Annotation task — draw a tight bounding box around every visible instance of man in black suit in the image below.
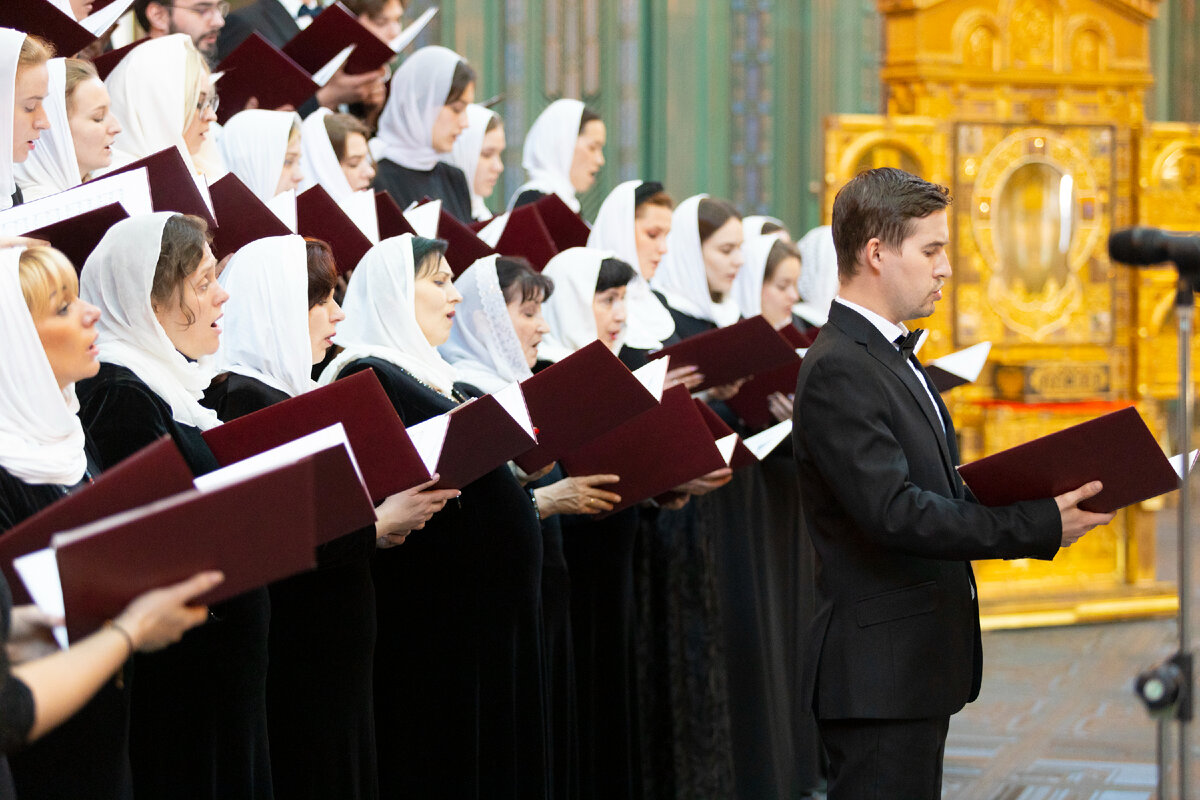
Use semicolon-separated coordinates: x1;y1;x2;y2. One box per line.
134;0;228;62
792;167;1113;799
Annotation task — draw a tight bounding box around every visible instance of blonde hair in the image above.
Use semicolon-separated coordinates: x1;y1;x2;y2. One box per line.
18;35;54;70
64;58;101;115
18;247;79;319
288;119;302;148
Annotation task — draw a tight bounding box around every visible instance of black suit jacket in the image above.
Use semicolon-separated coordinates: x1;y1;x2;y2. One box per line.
216;0;298;59
792;301;1061;721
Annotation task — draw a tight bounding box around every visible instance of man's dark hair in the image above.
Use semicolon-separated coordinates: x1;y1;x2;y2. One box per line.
132;0;162;30
831;167;951;280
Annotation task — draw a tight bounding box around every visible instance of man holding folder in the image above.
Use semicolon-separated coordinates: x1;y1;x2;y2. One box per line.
791;167;1113;798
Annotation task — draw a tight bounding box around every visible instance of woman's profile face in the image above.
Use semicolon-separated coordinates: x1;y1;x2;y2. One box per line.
413;255;462;346
505;291;548;367
569;119;606;194
592;285;627;352
475;124;505;199
32;281;102;389
431;82;475;154
153;243;229;359
761;255;801;330
634;204;672;281
701;217;745;297
182;77;217;156
276;131;304;196
12;64;51;164
307;289;346;365
339;131;376;192
68;77;122;179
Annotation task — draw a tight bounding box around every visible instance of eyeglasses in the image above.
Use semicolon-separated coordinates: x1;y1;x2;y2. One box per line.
167;1;230;19
196;93;220;113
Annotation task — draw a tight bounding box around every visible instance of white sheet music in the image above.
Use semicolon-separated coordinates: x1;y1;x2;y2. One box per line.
632;357;669;401
193;424;367;493
313;44;356;87
743;419;793;461
341;190;380;243
267;190;299;232
0;168;153;236
403;199;441;239
13;549;68;650
390;7;437;53
406;415;449;476
82;0;136;35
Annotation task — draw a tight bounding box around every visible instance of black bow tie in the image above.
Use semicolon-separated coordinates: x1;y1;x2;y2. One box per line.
894;329;924;361
296;3;321;18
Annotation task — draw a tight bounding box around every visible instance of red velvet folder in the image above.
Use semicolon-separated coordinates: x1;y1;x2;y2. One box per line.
54;454;322;642
23;202;128;274
282;2;396;76
0;437;193;605
723;321;806;429
957;406;1182;514
209;173;293;259
531;193;591;251
494;205;559;271
102;147;217;227
297;185;372;273
214;33;319;125
693;400;758;471
439;210;496;276
649;315;801;393
92;38;147;80
375;191;417;239
409;390;537;490
512;340;659;474
559;385;730;516
201;369;428;503
0;0;95;58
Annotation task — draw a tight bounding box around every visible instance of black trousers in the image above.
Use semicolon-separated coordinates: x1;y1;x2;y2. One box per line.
818;715;951;800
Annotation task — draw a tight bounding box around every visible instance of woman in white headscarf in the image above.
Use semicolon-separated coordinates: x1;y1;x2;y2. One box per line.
372;46;478;222
219;109;303;204
439;103;504;221
510;98;605;213
319;235;550;798
652;194;745;334
101;33;222;179
742;214;787;239
794;224;839;328
298;110;380;240
0;245;220;800
75;212;273;799
4;30;52;210
15;58;122;202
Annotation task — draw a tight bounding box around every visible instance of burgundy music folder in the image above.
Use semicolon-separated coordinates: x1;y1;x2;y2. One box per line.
209;173;293;259
202;369;428;503
512;340;659;474
531;193;591;251
559;385;731;516
439;209;496;276
92;39;148;80
0;437;194;605
724;323;805;429
0;0;95;58
957;406;1183;514
693;400;758;471
494;204;559;271
214;33;319;125
101;147;217;227
54;455;323;642
649;315;800;393
407;387;537;490
297;185;372;273
23;202;129;273
282;2;396;76
375;191;417;239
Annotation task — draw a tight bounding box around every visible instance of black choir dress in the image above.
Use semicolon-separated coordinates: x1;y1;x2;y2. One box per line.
203;373;379;800
373;160;474;223
511;189;548;210
334;358;548;799
76;363;273;800
0;571;34;800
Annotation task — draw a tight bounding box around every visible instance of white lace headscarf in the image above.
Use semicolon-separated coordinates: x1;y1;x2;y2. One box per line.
439;254;533;394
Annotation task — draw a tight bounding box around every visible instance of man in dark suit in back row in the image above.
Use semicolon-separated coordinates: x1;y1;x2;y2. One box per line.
792;167;1113;799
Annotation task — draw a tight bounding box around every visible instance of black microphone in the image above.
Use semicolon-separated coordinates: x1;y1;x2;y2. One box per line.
1109;227;1200;274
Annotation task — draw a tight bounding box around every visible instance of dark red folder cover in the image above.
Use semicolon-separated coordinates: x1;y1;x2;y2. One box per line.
374;191;416;239
957;406;1182;514
201;369;429;502
693;400;757;471
54;455;322;642
532;193;591;251
926;366;968;393
0;437;193;605
0;0;95;58
494;204;558;271
92;39;148;80
650;315;800;393
723;322;805;429
209;173;293;259
559;385;730;516
282;2;396;76
23;202;129;273
419;394;537;490
439;209;496;276
297;185;372;273
512;341;658;474
101;147;217;227
214;33;319;125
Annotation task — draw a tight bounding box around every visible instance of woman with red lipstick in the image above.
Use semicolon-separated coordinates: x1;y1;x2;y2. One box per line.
75;213;274;800
510;99;605;213
3;30;53;209
318;234;550;799
0;245;222;800
15;58;122;202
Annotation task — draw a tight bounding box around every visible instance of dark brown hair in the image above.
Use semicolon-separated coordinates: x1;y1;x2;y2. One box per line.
152;214;210;325
411;236;449;278
495;256;553;304
760;221;786;236
595;257;636;292
764;238;802;283
484;113;503;134
578;106;602;135
323;112;372;162
697;197;742;244
446;61;477;105
634;181;673;216
831;167;951;279
305;238;339;308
